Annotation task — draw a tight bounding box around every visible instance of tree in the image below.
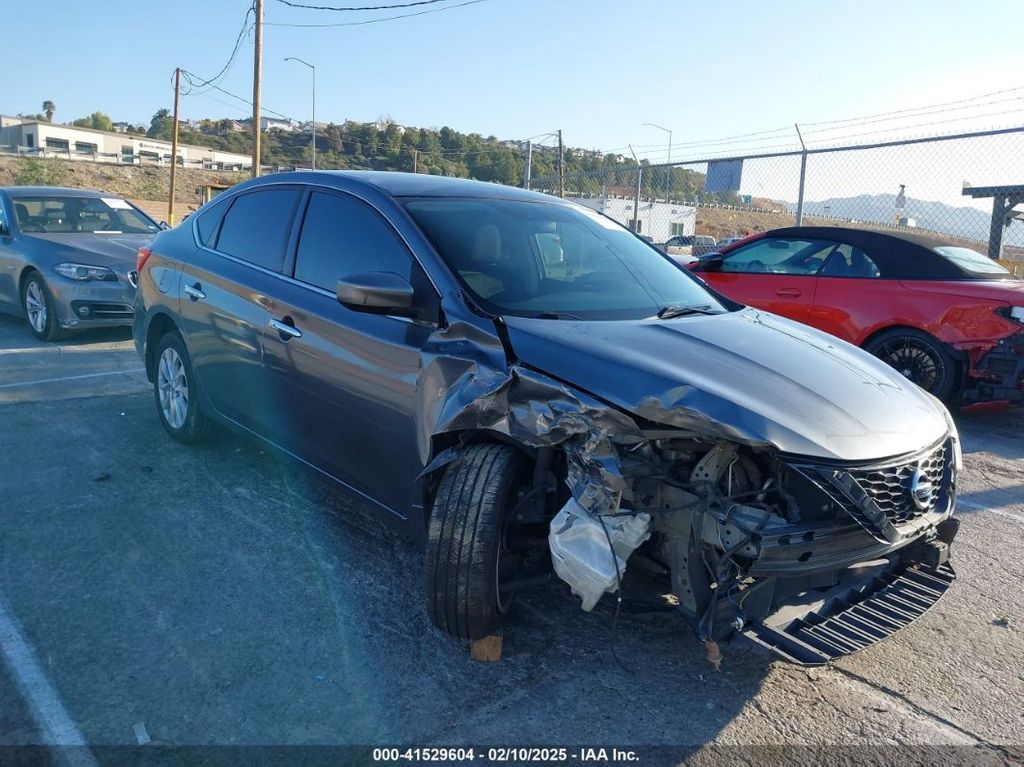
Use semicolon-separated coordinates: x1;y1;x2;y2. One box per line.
42;101;55;122
71;112;114;132
147;108;173;140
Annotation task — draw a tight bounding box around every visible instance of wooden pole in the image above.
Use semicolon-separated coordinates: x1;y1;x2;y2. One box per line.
168;67;181;224
251;0;264;177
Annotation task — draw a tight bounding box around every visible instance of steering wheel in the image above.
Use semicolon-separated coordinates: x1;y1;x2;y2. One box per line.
746;259;768;273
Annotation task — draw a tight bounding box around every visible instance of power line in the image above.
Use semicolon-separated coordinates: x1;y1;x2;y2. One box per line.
802;93;1024;136
180;3;256;95
272;0;451;10
266;0;491;26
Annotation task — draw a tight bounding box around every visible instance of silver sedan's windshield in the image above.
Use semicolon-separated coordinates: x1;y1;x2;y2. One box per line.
12;195;159;235
403;198;727;320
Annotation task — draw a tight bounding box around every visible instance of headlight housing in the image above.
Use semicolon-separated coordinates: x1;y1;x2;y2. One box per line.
53;263;117;282
942;406;963;474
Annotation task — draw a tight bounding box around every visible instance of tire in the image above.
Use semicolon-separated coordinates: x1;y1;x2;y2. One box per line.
153;331;212;444
864;328;958;402
21;273;65;342
425;443;530;640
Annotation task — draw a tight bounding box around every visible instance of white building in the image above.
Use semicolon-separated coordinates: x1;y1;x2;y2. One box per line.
569;194;696;242
0;116;252;171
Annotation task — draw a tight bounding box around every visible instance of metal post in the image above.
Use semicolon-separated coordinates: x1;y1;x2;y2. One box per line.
168;67;181;224
412;148;418;173
629;144;642;233
990;195;1007;260
643;123;672;198
251;0;263;177
285;57;316;170
557;129;564;198
794;123;807;226
523;140;532;189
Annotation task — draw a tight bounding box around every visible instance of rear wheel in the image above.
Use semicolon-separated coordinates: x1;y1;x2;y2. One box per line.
21;273;65;342
425;443;530;640
153;331;211;444
865;328;958;401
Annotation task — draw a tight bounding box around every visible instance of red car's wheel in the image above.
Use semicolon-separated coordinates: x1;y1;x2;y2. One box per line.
865;328;958;402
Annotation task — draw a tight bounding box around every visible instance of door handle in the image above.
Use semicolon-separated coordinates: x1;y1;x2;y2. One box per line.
184;283;206;301
270;317;302;340
775;287;802;298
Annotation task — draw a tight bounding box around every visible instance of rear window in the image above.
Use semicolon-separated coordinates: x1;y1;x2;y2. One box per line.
934;246;1011;277
215;188;300;272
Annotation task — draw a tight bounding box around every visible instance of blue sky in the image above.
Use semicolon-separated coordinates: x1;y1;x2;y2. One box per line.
7;0;1024;160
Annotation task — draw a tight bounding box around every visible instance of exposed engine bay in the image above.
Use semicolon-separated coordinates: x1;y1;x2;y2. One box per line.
546;434;960;665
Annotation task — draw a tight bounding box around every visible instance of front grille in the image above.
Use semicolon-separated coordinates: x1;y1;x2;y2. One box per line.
848;441;947;523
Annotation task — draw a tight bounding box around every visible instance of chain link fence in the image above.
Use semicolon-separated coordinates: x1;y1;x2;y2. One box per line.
532;127;1024;275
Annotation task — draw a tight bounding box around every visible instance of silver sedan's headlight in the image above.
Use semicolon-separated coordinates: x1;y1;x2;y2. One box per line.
942;406;963;473
53;263;118;281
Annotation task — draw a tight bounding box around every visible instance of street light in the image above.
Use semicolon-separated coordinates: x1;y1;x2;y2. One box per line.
284;56;316;170
642;122;673;198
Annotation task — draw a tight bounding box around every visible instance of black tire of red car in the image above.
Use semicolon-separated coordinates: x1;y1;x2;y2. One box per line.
153;331;213;444
425;443;530;641
864;328;958;402
21;273;65;342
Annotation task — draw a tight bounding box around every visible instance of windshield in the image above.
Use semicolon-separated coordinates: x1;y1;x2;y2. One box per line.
12;195;159;235
934;245;1012;277
403;198;727;320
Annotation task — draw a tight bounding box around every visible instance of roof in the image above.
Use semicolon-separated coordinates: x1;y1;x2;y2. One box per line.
255;170;560;202
0;186;111;197
761;225;959;251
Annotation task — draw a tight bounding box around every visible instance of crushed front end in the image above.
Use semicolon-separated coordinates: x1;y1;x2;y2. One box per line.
548;430;961;666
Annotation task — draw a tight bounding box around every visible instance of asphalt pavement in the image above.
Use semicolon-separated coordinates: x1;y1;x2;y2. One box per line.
0;311;1021;761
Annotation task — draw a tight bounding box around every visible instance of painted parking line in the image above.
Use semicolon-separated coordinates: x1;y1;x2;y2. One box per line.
0;593;97;765
957;498;1024;523
0;368;146;391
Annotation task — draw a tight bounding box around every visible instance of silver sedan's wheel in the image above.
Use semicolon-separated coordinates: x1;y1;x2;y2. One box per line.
25;280;47;333
157;347;189;430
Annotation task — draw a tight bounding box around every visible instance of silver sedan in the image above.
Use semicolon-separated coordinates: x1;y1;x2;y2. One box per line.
0;186;161;341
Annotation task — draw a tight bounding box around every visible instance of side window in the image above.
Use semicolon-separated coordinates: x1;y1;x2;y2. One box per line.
294;191;412;290
215;188;300;272
720;238;835;275
194;195;231;246
820;244;881;278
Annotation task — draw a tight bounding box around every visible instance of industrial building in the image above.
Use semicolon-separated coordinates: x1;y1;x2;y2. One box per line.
0;115;252;171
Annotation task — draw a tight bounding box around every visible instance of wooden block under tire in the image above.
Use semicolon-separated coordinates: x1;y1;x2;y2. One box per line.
470;633;503;661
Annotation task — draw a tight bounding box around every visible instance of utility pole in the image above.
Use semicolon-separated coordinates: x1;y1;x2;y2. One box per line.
794;122;807;226
523;140;532;189
412;148;418;173
251;0;264;177
168;67;181;224
557;129;564;198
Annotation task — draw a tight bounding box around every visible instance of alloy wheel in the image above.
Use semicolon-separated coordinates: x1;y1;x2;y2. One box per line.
157;347;189;430
877;337;943;393
25;281;47;333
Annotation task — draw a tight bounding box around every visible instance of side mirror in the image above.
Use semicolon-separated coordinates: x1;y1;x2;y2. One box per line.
337;272;416;317
697;253;724;272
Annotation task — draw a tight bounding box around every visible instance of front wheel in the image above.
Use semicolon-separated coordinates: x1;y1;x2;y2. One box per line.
153;331;212;444
21;274;65;342
425;443;530;640
864;328;958;401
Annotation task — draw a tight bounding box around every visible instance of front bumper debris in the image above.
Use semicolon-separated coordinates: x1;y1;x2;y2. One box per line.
963;332;1024;403
744;561;955;665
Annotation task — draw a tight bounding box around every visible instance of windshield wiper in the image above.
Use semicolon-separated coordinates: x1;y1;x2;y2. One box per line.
655;304;717;319
530;311;586;320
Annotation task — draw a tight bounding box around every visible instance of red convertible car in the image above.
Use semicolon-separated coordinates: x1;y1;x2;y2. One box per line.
690;226;1024;403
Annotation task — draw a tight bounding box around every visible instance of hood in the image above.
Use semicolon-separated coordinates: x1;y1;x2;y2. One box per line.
25;232;153;272
502;308;950;462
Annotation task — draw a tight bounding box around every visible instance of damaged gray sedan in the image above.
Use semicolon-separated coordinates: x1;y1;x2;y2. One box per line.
133;171;961;665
